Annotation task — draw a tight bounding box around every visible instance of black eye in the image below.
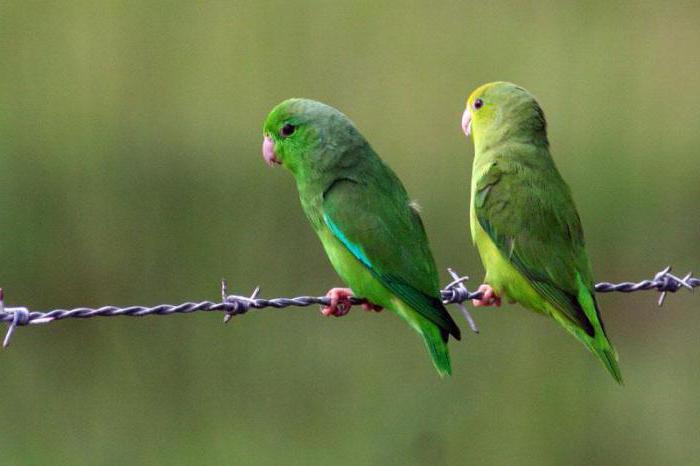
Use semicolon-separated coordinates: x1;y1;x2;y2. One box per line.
473;98;484;110
280;123;296;137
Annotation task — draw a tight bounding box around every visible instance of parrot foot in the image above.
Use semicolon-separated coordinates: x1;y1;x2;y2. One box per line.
472;284;502;307
321;288;383;317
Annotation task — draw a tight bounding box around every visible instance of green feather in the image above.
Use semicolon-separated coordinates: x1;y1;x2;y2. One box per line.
467;82;622;383
264;98;460;376
322;180;460;341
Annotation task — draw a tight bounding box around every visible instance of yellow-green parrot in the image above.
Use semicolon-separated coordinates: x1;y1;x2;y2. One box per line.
462;82;622;383
263;98;461;376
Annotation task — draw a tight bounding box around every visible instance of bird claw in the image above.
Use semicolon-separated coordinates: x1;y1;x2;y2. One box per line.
321;288;382;317
361;302;383;313
472;284;501;307
321;288;353;317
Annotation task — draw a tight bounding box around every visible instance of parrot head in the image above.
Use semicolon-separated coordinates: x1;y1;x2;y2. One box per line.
462;82;548;149
262;98;366;176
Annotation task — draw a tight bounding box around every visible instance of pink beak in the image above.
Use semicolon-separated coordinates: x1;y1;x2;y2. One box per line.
461;108;472;138
262;136;281;166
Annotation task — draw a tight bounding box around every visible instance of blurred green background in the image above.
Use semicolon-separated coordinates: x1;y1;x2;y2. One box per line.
1;1;699;465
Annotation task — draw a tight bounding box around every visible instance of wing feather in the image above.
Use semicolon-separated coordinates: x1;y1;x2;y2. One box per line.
323;178;461;340
475;161;597;336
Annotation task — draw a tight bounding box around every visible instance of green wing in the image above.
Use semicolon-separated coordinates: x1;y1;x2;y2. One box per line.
474;161;600;337
322;177;461;341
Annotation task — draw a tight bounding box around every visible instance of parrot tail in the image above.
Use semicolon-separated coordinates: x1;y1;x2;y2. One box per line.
569;280;623;384
587;298;623;384
564;315;623;384
593;340;623;385
391;297;453;377
549;301;623;384
422;326;452;377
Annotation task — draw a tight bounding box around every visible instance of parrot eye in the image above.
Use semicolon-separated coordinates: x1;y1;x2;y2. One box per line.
473;98;484;110
280;123;296;137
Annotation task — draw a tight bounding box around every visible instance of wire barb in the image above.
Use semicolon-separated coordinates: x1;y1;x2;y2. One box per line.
446;269;479;334
652;266;694;306
222;280;261;323
0;266;697;348
1;290;31;348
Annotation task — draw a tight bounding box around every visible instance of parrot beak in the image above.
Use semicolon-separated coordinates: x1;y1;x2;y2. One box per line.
461;108;472;138
262;136;281;167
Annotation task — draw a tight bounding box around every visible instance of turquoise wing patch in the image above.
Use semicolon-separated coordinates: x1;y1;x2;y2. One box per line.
323;213;373;269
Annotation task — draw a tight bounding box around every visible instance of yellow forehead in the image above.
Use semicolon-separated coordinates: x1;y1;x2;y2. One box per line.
466;82;501;108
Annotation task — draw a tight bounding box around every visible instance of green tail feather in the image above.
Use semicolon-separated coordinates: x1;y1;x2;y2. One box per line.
587;310;623;384
569;282;623;384
422;327;452;377
595;343;623;385
568;324;623;384
551;306;623;384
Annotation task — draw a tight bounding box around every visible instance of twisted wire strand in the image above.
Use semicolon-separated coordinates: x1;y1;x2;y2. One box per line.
0;266;696;348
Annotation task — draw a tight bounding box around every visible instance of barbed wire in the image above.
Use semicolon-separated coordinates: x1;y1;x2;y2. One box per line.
0;266;696;348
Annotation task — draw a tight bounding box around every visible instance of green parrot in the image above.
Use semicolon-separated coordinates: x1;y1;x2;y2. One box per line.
461;82;622;383
262;98;461;376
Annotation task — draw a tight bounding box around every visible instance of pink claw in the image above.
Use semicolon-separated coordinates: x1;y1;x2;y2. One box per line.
321;288;353;317
321;288;383;317
472;284;502;307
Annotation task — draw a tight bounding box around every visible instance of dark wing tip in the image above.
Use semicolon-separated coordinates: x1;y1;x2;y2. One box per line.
448;320;462;341
432;297;461;341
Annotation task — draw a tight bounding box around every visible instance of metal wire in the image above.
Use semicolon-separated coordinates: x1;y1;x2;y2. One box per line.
0;266;696;348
